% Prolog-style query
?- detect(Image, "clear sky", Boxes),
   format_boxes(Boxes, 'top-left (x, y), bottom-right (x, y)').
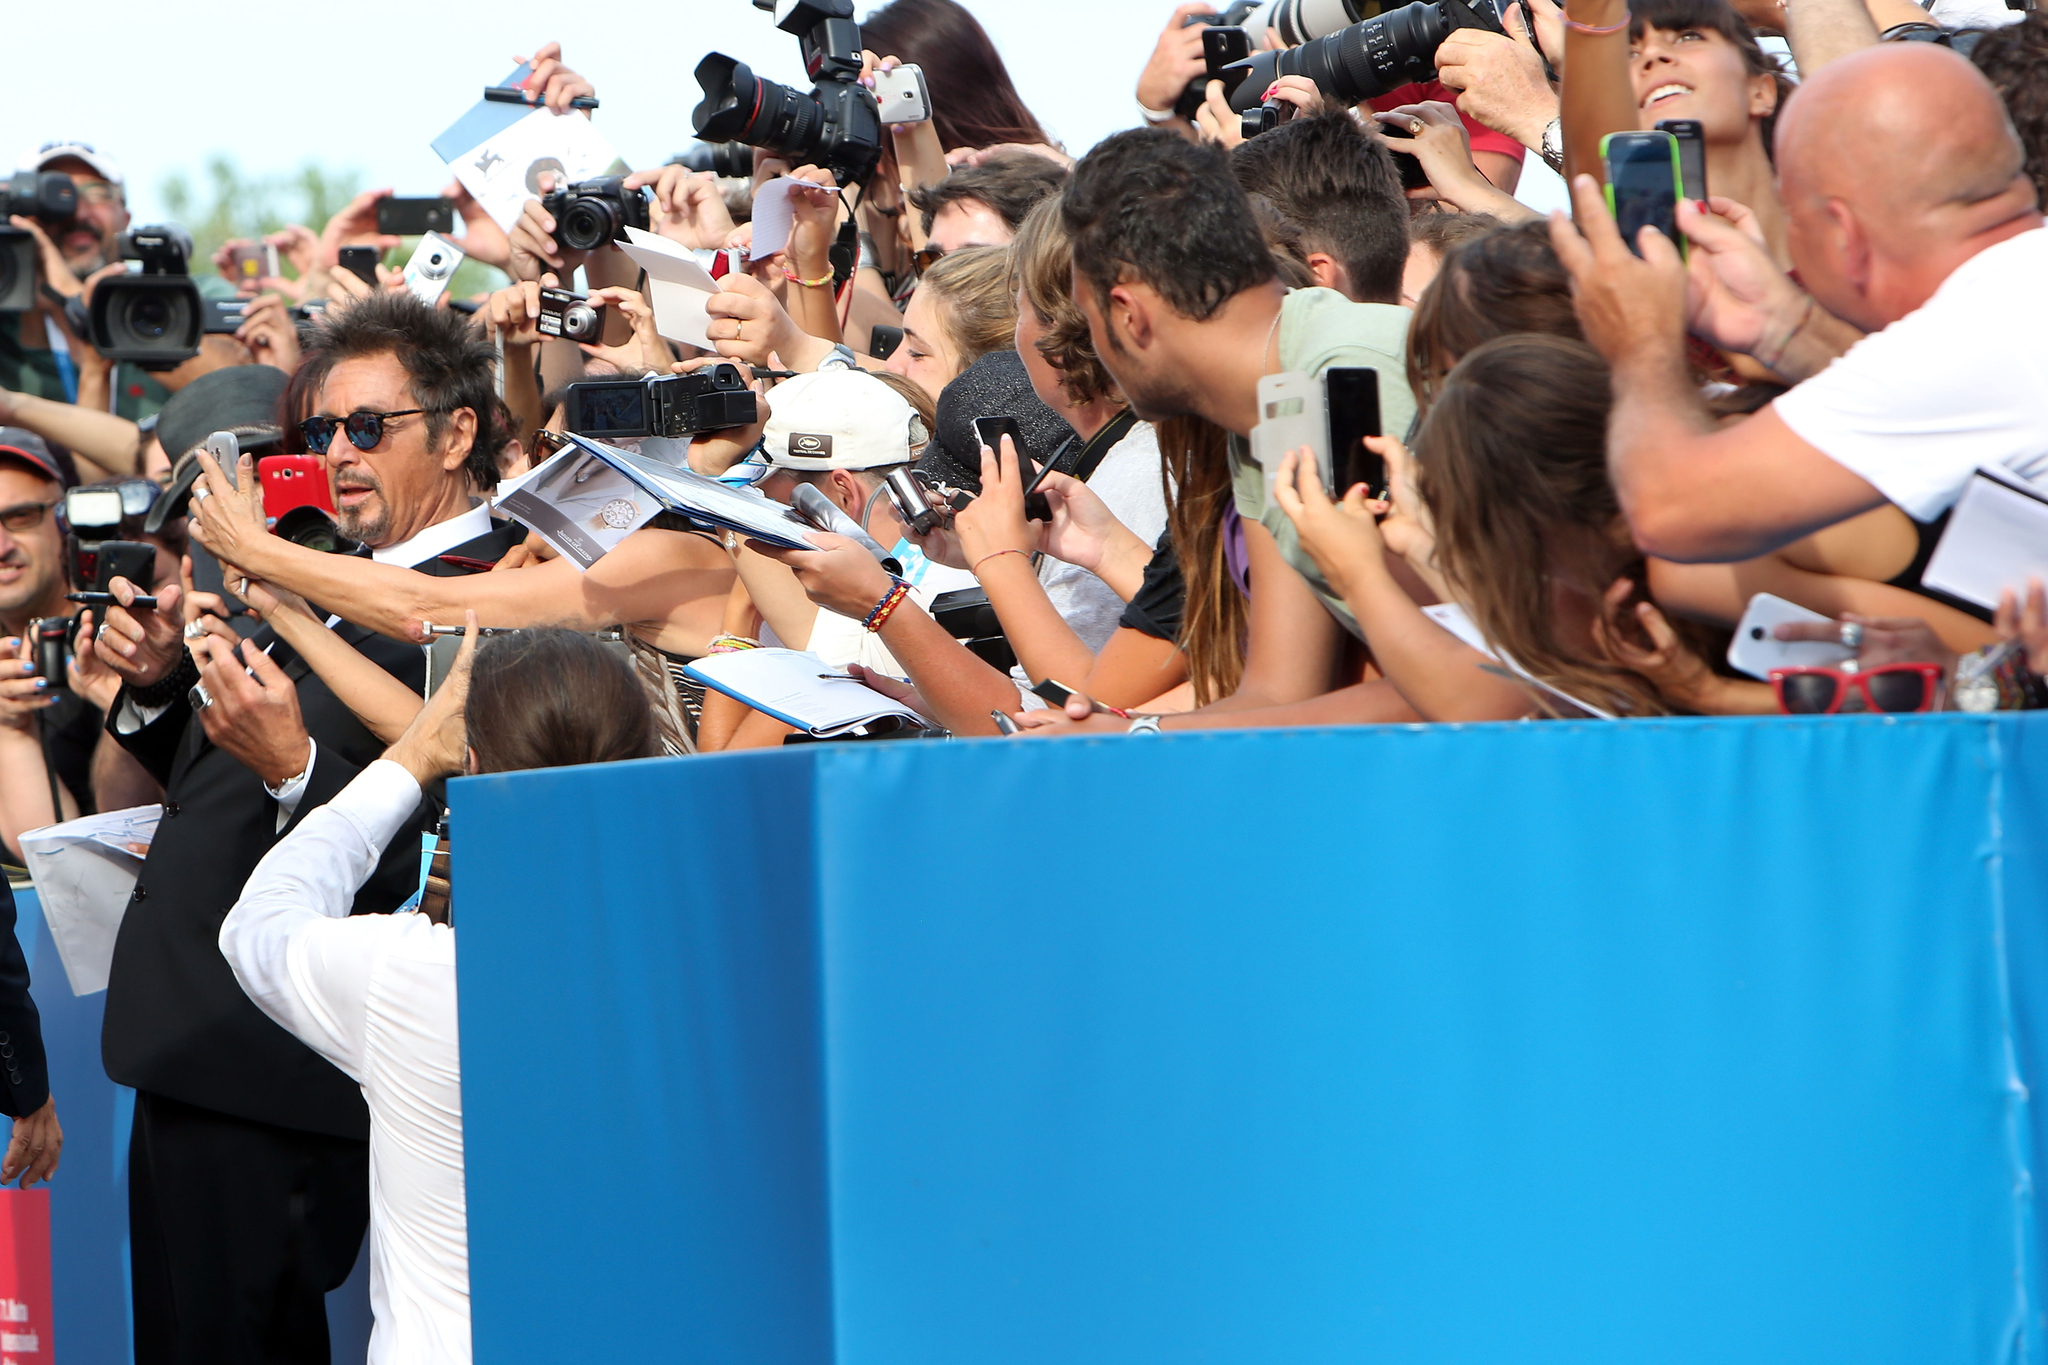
top-left (13, 0), bottom-right (1566, 231)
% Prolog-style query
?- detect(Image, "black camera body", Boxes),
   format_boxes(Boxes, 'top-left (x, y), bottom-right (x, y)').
top-left (692, 0), bottom-right (883, 189)
top-left (89, 226), bottom-right (202, 367)
top-left (273, 505), bottom-right (367, 557)
top-left (0, 173), bottom-right (83, 312)
top-left (1240, 99), bottom-right (1296, 140)
top-left (1173, 5), bottom-right (1265, 120)
top-left (536, 287), bottom-right (605, 342)
top-left (563, 363), bottom-right (758, 441)
top-left (539, 177), bottom-right (651, 253)
top-left (1224, 0), bottom-right (1508, 111)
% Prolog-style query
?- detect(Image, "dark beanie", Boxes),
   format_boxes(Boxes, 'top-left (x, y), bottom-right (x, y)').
top-left (918, 349), bottom-right (1077, 494)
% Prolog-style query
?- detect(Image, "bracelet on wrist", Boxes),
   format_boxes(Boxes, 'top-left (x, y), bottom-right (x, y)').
top-left (972, 547), bottom-right (1030, 574)
top-left (1127, 714), bottom-right (1164, 735)
top-left (861, 579), bottom-right (912, 633)
top-left (706, 634), bottom-right (760, 655)
top-left (783, 265), bottom-right (834, 289)
top-left (1561, 13), bottom-right (1629, 32)
top-left (1137, 100), bottom-right (1179, 125)
top-left (127, 649), bottom-right (200, 709)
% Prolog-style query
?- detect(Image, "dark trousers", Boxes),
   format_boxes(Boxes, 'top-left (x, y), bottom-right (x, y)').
top-left (129, 1091), bottom-right (369, 1365)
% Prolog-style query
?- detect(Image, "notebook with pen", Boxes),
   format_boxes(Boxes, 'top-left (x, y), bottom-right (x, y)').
top-left (681, 648), bottom-right (926, 738)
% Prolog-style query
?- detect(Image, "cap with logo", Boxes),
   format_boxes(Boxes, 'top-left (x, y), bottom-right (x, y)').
top-left (22, 140), bottom-right (125, 188)
top-left (763, 370), bottom-right (928, 471)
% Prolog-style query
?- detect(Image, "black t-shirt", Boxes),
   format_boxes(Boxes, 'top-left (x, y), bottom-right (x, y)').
top-left (1119, 529), bottom-right (1186, 643)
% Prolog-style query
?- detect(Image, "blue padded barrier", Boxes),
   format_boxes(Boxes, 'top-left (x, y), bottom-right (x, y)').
top-left (456, 713), bottom-right (2048, 1365)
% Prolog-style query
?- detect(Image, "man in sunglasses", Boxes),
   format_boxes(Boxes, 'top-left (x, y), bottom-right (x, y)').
top-left (89, 296), bottom-right (521, 1365)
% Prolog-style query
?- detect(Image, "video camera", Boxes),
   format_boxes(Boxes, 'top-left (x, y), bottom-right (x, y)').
top-left (538, 176), bottom-right (651, 253)
top-left (691, 0), bottom-right (883, 189)
top-left (563, 364), bottom-right (759, 441)
top-left (88, 226), bottom-right (203, 367)
top-left (1223, 0), bottom-right (1519, 113)
top-left (0, 172), bottom-right (81, 312)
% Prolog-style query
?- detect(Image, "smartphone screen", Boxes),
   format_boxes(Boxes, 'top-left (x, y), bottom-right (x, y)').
top-left (337, 246), bottom-right (380, 286)
top-left (973, 416), bottom-right (1024, 463)
top-left (376, 198), bottom-right (456, 236)
top-left (1603, 132), bottom-right (1682, 260)
top-left (1654, 119), bottom-right (1707, 202)
top-left (1324, 367), bottom-right (1384, 497)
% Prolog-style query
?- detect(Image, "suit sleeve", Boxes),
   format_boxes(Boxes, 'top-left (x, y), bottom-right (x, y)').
top-left (106, 686), bottom-right (195, 789)
top-left (0, 882), bottom-right (50, 1118)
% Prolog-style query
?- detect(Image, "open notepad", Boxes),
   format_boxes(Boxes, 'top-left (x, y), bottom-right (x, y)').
top-left (495, 433), bottom-right (819, 568)
top-left (1921, 466), bottom-right (2048, 611)
top-left (18, 805), bottom-right (162, 995)
top-left (682, 648), bottom-right (926, 737)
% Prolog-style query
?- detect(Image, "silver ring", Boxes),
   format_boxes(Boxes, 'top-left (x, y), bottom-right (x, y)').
top-left (187, 682), bottom-right (214, 711)
top-left (191, 485), bottom-right (212, 503)
top-left (95, 621), bottom-right (109, 641)
top-left (182, 620), bottom-right (207, 641)
top-left (1838, 621), bottom-right (1865, 651)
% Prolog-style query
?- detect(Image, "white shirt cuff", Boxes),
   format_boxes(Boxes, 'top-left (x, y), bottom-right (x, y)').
top-left (112, 695), bottom-right (172, 735)
top-left (265, 740), bottom-right (318, 831)
top-left (327, 759), bottom-right (428, 858)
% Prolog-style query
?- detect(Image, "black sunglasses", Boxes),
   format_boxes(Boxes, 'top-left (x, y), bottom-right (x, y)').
top-left (297, 408), bottom-right (431, 455)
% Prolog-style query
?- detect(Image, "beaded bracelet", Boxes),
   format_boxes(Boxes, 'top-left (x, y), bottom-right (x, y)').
top-left (783, 265), bottom-right (833, 289)
top-left (861, 579), bottom-right (912, 633)
top-left (707, 634), bottom-right (760, 654)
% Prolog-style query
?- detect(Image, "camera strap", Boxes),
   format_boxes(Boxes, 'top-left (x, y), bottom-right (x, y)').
top-left (34, 707), bottom-right (64, 829)
top-left (1054, 409), bottom-right (1140, 486)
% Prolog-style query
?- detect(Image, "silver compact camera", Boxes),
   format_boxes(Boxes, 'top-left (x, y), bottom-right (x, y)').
top-left (536, 287), bottom-right (605, 343)
top-left (402, 232), bottom-right (465, 306)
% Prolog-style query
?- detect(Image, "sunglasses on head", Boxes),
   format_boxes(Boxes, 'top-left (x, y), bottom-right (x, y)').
top-left (297, 408), bottom-right (432, 456)
top-left (1771, 663), bottom-right (1942, 715)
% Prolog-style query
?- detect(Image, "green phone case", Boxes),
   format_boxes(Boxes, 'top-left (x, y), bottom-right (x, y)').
top-left (1599, 130), bottom-right (1688, 262)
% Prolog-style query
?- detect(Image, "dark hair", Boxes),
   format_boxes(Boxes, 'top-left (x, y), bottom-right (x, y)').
top-left (857, 0), bottom-right (1050, 152)
top-left (1629, 0), bottom-right (1792, 159)
top-left (301, 292), bottom-right (507, 492)
top-left (276, 359), bottom-right (322, 455)
top-left (1971, 12), bottom-right (2048, 204)
top-left (1414, 335), bottom-right (1666, 718)
top-left (1158, 416), bottom-right (1246, 705)
top-left (1407, 220), bottom-right (1580, 413)
top-left (465, 629), bottom-right (661, 773)
top-left (1010, 195), bottom-right (1118, 406)
top-left (1063, 128), bottom-right (1276, 321)
top-left (1230, 112), bottom-right (1409, 304)
top-left (910, 151), bottom-right (1069, 237)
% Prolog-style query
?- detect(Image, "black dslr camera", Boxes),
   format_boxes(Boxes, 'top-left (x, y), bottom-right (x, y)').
top-left (692, 0), bottom-right (883, 189)
top-left (88, 226), bottom-right (203, 367)
top-left (538, 177), bottom-right (651, 253)
top-left (563, 363), bottom-right (758, 441)
top-left (0, 172), bottom-right (80, 312)
top-left (1223, 0), bottom-right (1518, 114)
top-left (536, 286), bottom-right (605, 342)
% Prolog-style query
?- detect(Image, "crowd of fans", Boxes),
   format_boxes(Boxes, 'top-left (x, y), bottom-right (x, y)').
top-left (0, 0), bottom-right (2045, 1357)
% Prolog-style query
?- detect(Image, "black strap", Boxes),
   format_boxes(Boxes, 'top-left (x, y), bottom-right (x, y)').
top-left (34, 708), bottom-right (64, 826)
top-left (1057, 410), bottom-right (1140, 486)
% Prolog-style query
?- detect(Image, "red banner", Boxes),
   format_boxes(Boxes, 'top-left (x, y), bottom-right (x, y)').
top-left (0, 1190), bottom-right (52, 1363)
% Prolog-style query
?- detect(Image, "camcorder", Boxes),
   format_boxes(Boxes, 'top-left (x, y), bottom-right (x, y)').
top-left (692, 0), bottom-right (883, 189)
top-left (0, 173), bottom-right (80, 312)
top-left (89, 226), bottom-right (203, 367)
top-left (1224, 0), bottom-right (1522, 114)
top-left (536, 286), bottom-right (605, 342)
top-left (563, 364), bottom-right (758, 441)
top-left (539, 177), bottom-right (651, 253)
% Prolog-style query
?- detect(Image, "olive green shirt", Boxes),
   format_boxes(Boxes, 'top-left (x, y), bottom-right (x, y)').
top-left (1228, 287), bottom-right (1415, 639)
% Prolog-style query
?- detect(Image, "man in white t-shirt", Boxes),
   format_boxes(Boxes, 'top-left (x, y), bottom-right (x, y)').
top-left (1550, 42), bottom-right (2044, 563)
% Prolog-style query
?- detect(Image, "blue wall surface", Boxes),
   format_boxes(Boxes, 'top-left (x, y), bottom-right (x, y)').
top-left (456, 714), bottom-right (2048, 1365)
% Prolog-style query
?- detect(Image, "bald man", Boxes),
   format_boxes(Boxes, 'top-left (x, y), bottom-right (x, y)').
top-left (1550, 43), bottom-right (2043, 563)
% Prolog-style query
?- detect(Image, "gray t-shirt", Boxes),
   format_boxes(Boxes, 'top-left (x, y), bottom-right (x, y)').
top-left (1228, 287), bottom-right (1415, 638)
top-left (1013, 420), bottom-right (1168, 682)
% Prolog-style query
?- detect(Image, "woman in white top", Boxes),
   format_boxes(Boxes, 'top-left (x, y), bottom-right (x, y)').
top-left (218, 617), bottom-right (661, 1364)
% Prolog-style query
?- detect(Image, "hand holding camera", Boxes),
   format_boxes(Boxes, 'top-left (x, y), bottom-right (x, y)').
top-left (570, 287), bottom-right (667, 370)
top-left (1270, 444), bottom-right (1393, 603)
top-left (0, 633), bottom-right (60, 733)
top-left (234, 293), bottom-right (301, 373)
top-left (1374, 103), bottom-right (1515, 214)
top-left (1432, 0), bottom-right (1560, 150)
top-left (315, 188), bottom-right (402, 272)
top-left (1137, 2), bottom-right (1223, 116)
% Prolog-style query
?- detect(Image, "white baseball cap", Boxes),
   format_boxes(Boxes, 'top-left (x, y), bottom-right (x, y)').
top-left (763, 369), bottom-right (928, 471)
top-left (23, 140), bottom-right (125, 188)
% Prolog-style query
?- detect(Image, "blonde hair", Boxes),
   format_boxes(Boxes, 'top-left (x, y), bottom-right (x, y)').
top-left (919, 245), bottom-right (1018, 374)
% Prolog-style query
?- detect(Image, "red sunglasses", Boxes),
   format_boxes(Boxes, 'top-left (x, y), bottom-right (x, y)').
top-left (1770, 663), bottom-right (1943, 715)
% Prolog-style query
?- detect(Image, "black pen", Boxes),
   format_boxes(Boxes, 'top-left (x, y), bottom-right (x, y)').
top-left (482, 87), bottom-right (600, 111)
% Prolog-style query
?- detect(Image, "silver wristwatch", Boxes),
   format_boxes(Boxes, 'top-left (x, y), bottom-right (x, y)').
top-left (1538, 118), bottom-right (1565, 176)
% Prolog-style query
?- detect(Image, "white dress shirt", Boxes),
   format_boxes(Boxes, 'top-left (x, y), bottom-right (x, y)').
top-left (219, 760), bottom-right (469, 1365)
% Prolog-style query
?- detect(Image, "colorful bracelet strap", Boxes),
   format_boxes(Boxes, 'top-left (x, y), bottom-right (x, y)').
top-left (861, 579), bottom-right (912, 632)
top-left (783, 265), bottom-right (834, 289)
top-left (706, 634), bottom-right (760, 654)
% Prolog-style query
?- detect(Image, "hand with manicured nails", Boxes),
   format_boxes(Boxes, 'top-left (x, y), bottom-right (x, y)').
top-left (0, 634), bottom-right (58, 732)
top-left (93, 575), bottom-right (186, 689)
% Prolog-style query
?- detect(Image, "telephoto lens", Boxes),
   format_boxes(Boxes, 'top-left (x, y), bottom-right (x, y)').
top-left (1225, 0), bottom-right (1507, 110)
top-left (693, 54), bottom-right (828, 165)
top-left (1237, 0), bottom-right (1368, 47)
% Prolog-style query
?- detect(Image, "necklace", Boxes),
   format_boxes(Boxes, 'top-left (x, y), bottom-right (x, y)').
top-left (1261, 303), bottom-right (1283, 374)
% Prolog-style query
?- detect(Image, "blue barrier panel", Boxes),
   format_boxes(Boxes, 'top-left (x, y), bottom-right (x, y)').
top-left (456, 714), bottom-right (2048, 1365)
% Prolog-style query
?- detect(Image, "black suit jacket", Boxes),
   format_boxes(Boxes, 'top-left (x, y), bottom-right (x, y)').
top-left (0, 881), bottom-right (50, 1117)
top-left (101, 521), bottom-right (523, 1141)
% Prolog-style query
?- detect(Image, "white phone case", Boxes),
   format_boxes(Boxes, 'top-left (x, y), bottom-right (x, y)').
top-left (1726, 592), bottom-right (1853, 680)
top-left (873, 65), bottom-right (932, 125)
top-left (402, 232), bottom-right (466, 306)
top-left (1249, 371), bottom-right (1328, 509)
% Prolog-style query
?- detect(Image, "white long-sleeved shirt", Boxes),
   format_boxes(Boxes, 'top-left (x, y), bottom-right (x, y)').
top-left (219, 759), bottom-right (468, 1365)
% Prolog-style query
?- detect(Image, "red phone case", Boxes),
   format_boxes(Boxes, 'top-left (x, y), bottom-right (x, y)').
top-left (258, 456), bottom-right (335, 522)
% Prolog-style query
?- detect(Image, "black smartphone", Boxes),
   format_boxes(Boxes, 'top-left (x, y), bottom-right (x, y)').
top-left (375, 197), bottom-right (456, 236)
top-left (1324, 368), bottom-right (1383, 498)
top-left (1202, 26), bottom-right (1253, 101)
top-left (337, 246), bottom-right (381, 287)
top-left (1374, 118), bottom-right (1434, 192)
top-left (1654, 119), bottom-right (1708, 202)
top-left (92, 541), bottom-right (157, 595)
top-left (976, 416), bottom-right (1055, 521)
top-left (1601, 130), bottom-right (1684, 261)
top-left (868, 324), bottom-right (904, 360)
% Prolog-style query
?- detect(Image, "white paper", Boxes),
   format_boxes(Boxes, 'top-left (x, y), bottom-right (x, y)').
top-left (493, 448), bottom-right (660, 570)
top-left (18, 805), bottom-right (162, 996)
top-left (745, 177), bottom-right (802, 259)
top-left (618, 227), bottom-right (721, 349)
top-left (1921, 467), bottom-right (2048, 611)
top-left (566, 434), bottom-right (819, 551)
top-left (448, 106), bottom-right (623, 233)
top-left (683, 648), bottom-right (925, 736)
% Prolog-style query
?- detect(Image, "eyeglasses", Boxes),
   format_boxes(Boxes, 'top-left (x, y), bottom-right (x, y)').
top-left (73, 182), bottom-right (118, 207)
top-left (1771, 663), bottom-right (1943, 715)
top-left (297, 408), bottom-right (429, 455)
top-left (911, 244), bottom-right (945, 274)
top-left (0, 500), bottom-right (57, 533)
